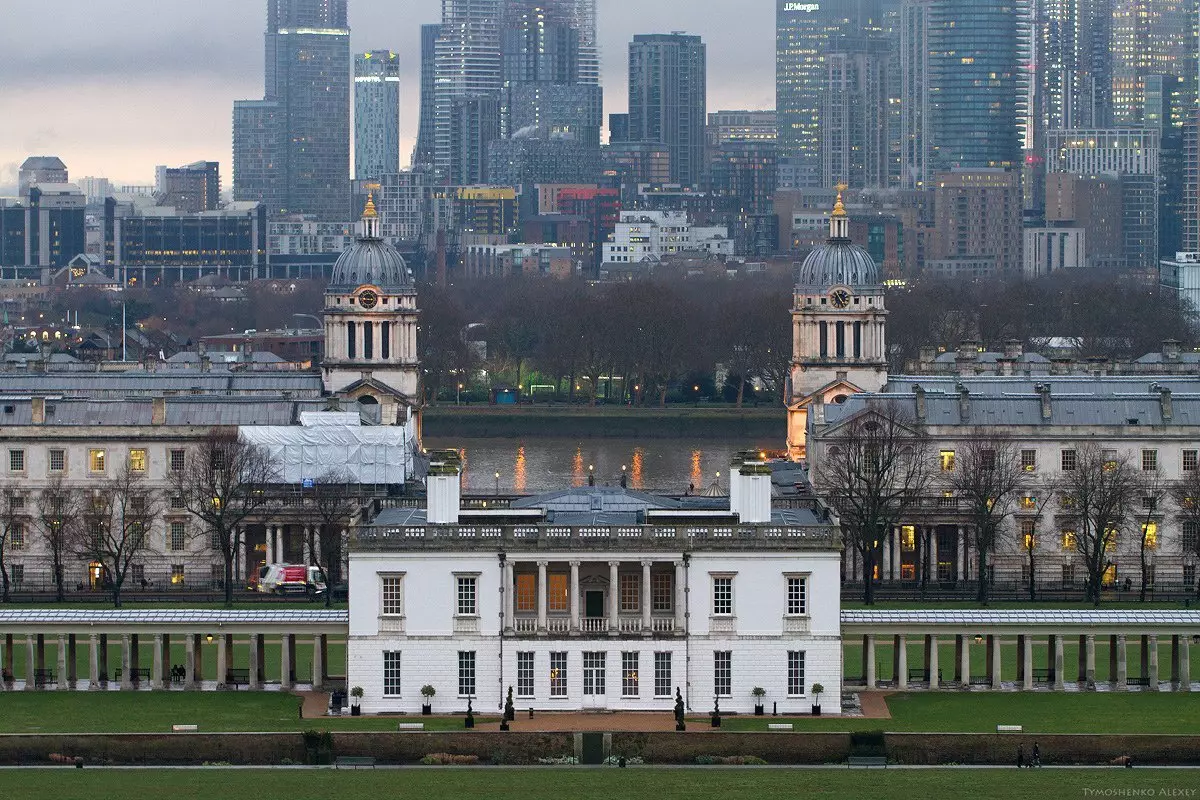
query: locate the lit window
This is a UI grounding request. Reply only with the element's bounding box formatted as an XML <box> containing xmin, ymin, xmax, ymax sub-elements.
<box><xmin>1020</xmin><ymin>496</ymin><xmax>1037</xmax><ymax>510</ymax></box>
<box><xmin>129</xmin><ymin>449</ymin><xmax>147</xmax><ymax>473</ymax></box>
<box><xmin>381</xmin><ymin>575</ymin><xmax>404</xmax><ymax>616</ymax></box>
<box><xmin>619</xmin><ymin>573</ymin><xmax>640</xmax><ymax>613</ymax></box>
<box><xmin>383</xmin><ymin>651</ymin><xmax>402</xmax><ymax>697</ymax></box>
<box><xmin>89</xmin><ymin>449</ymin><xmax>106</xmax><ymax>473</ymax></box>
<box><xmin>1021</xmin><ymin>519</ymin><xmax>1036</xmax><ymax>550</ymax></box>
<box><xmin>9</xmin><ymin>522</ymin><xmax>25</xmax><ymax>550</ymax></box>
<box><xmin>788</xmin><ymin>651</ymin><xmax>806</xmax><ymax>697</ymax></box>
<box><xmin>622</xmin><ymin>652</ymin><xmax>640</xmax><ymax>697</ymax></box>
<box><xmin>1021</xmin><ymin>450</ymin><xmax>1036</xmax><ymax>472</ymax></box>
<box><xmin>1102</xmin><ymin>450</ymin><xmax>1118</xmax><ymax>471</ymax></box>
<box><xmin>1061</xmin><ymin>530</ymin><xmax>1077</xmax><ymax>551</ymax></box>
<box><xmin>939</xmin><ymin>450</ymin><xmax>956</xmax><ymax>471</ymax></box>
<box><xmin>900</xmin><ymin>526</ymin><xmax>916</xmax><ymax>552</ymax></box>
<box><xmin>170</xmin><ymin>565</ymin><xmax>185</xmax><ymax>586</ymax></box>
<box><xmin>515</xmin><ymin>573</ymin><xmax>536</xmax><ymax>612</ymax></box>
<box><xmin>547</xmin><ymin>573</ymin><xmax>568</xmax><ymax>612</ymax></box>
<box><xmin>1142</xmin><ymin>522</ymin><xmax>1158</xmax><ymax>550</ymax></box>
<box><xmin>549</xmin><ymin>652</ymin><xmax>567</xmax><ymax>697</ymax></box>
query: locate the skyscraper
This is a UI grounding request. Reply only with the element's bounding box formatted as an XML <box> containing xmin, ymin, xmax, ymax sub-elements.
<box><xmin>1037</xmin><ymin>0</ymin><xmax>1114</xmax><ymax>133</ymax></box>
<box><xmin>413</xmin><ymin>24</ymin><xmax>440</xmax><ymax>168</ymax></box>
<box><xmin>235</xmin><ymin>0</ymin><xmax>350</xmax><ymax>219</ymax></box>
<box><xmin>355</xmin><ymin>50</ymin><xmax>401</xmax><ymax>180</ymax></box>
<box><xmin>434</xmin><ymin>0</ymin><xmax>504</xmax><ymax>180</ymax></box>
<box><xmin>156</xmin><ymin>161</ymin><xmax>221</xmax><ymax>214</ymax></box>
<box><xmin>899</xmin><ymin>0</ymin><xmax>932</xmax><ymax>189</ymax></box>
<box><xmin>822</xmin><ymin>40</ymin><xmax>890</xmax><ymax>189</ymax></box>
<box><xmin>628</xmin><ymin>33</ymin><xmax>707</xmax><ymax>187</ymax></box>
<box><xmin>1112</xmin><ymin>0</ymin><xmax>1196</xmax><ymax>127</ymax></box>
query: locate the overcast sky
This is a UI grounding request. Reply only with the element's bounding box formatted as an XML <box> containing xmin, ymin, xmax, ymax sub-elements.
<box><xmin>0</xmin><ymin>0</ymin><xmax>775</xmax><ymax>192</ymax></box>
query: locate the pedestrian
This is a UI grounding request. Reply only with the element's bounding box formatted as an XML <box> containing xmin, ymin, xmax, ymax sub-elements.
<box><xmin>1017</xmin><ymin>745</ymin><xmax>1025</xmax><ymax>769</ymax></box>
<box><xmin>1031</xmin><ymin>742</ymin><xmax>1041</xmax><ymax>767</ymax></box>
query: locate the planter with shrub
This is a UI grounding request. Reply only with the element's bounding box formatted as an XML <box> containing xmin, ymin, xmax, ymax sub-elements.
<box><xmin>420</xmin><ymin>684</ymin><xmax>436</xmax><ymax>716</ymax></box>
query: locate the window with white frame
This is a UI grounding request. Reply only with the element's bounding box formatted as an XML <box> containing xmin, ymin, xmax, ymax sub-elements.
<box><xmin>10</xmin><ymin>564</ymin><xmax>23</xmax><ymax>586</ymax></box>
<box><xmin>1185</xmin><ymin>450</ymin><xmax>1199</xmax><ymax>472</ymax></box>
<box><xmin>713</xmin><ymin>651</ymin><xmax>732</xmax><ymax>697</ymax></box>
<box><xmin>1142</xmin><ymin>449</ymin><xmax>1158</xmax><ymax>472</ymax></box>
<box><xmin>383</xmin><ymin>651</ymin><xmax>402</xmax><ymax>696</ymax></box>
<box><xmin>619</xmin><ymin>573</ymin><xmax>640</xmax><ymax>613</ymax></box>
<box><xmin>381</xmin><ymin>574</ymin><xmax>404</xmax><ymax>616</ymax></box>
<box><xmin>651</xmin><ymin>572</ymin><xmax>673</xmax><ymax>612</ymax></box>
<box><xmin>787</xmin><ymin>651</ymin><xmax>806</xmax><ymax>697</ymax></box>
<box><xmin>1020</xmin><ymin>449</ymin><xmax>1036</xmax><ymax>472</ymax></box>
<box><xmin>786</xmin><ymin>575</ymin><xmax>808</xmax><ymax>615</ymax></box>
<box><xmin>549</xmin><ymin>652</ymin><xmax>567</xmax><ymax>697</ymax></box>
<box><xmin>654</xmin><ymin>652</ymin><xmax>672</xmax><ymax>698</ymax></box>
<box><xmin>712</xmin><ymin>575</ymin><xmax>733</xmax><ymax>615</ymax></box>
<box><xmin>169</xmin><ymin>521</ymin><xmax>186</xmax><ymax>552</ymax></box>
<box><xmin>583</xmin><ymin>652</ymin><xmax>606</xmax><ymax>696</ymax></box>
<box><xmin>621</xmin><ymin>652</ymin><xmax>640</xmax><ymax>697</ymax></box>
<box><xmin>517</xmin><ymin>652</ymin><xmax>535</xmax><ymax>698</ymax></box>
<box><xmin>456</xmin><ymin>575</ymin><xmax>478</xmax><ymax>616</ymax></box>
<box><xmin>49</xmin><ymin>449</ymin><xmax>65</xmax><ymax>473</ymax></box>
<box><xmin>8</xmin><ymin>449</ymin><xmax>24</xmax><ymax>472</ymax></box>
<box><xmin>9</xmin><ymin>522</ymin><xmax>25</xmax><ymax>550</ymax></box>
<box><xmin>1184</xmin><ymin>522</ymin><xmax>1199</xmax><ymax>554</ymax></box>
<box><xmin>1061</xmin><ymin>449</ymin><xmax>1077</xmax><ymax>471</ymax></box>
<box><xmin>169</xmin><ymin>449</ymin><xmax>186</xmax><ymax>472</ymax></box>
<box><xmin>458</xmin><ymin>651</ymin><xmax>476</xmax><ymax>697</ymax></box>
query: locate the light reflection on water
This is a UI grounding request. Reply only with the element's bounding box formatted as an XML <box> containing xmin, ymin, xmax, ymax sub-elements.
<box><xmin>426</xmin><ymin>437</ymin><xmax>774</xmax><ymax>495</ymax></box>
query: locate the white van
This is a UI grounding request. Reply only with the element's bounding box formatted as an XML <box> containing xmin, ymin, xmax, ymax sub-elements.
<box><xmin>257</xmin><ymin>564</ymin><xmax>327</xmax><ymax>596</ymax></box>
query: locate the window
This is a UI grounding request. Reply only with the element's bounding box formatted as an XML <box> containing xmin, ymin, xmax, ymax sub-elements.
<box><xmin>9</xmin><ymin>522</ymin><xmax>25</xmax><ymax>550</ymax></box>
<box><xmin>1021</xmin><ymin>519</ymin><xmax>1036</xmax><ymax>550</ymax></box>
<box><xmin>1021</xmin><ymin>449</ymin><xmax>1037</xmax><ymax>472</ymax></box>
<box><xmin>1062</xmin><ymin>564</ymin><xmax>1076</xmax><ymax>586</ymax></box>
<box><xmin>381</xmin><ymin>575</ymin><xmax>404</xmax><ymax>616</ymax></box>
<box><xmin>1102</xmin><ymin>449</ymin><xmax>1118</xmax><ymax>470</ymax></box>
<box><xmin>980</xmin><ymin>449</ymin><xmax>996</xmax><ymax>471</ymax></box>
<box><xmin>654</xmin><ymin>652</ymin><xmax>672</xmax><ymax>698</ymax></box>
<box><xmin>787</xmin><ymin>651</ymin><xmax>806</xmax><ymax>697</ymax></box>
<box><xmin>128</xmin><ymin>449</ymin><xmax>147</xmax><ymax>473</ymax></box>
<box><xmin>786</xmin><ymin>576</ymin><xmax>808</xmax><ymax>616</ymax></box>
<box><xmin>1142</xmin><ymin>522</ymin><xmax>1158</xmax><ymax>550</ymax></box>
<box><xmin>168</xmin><ymin>494</ymin><xmax>185</xmax><ymax>511</ymax></box>
<box><xmin>651</xmin><ymin>572</ymin><xmax>673</xmax><ymax>612</ymax></box>
<box><xmin>170</xmin><ymin>564</ymin><xmax>185</xmax><ymax>586</ymax></box>
<box><xmin>619</xmin><ymin>573</ymin><xmax>640</xmax><ymax>613</ymax></box>
<box><xmin>1184</xmin><ymin>522</ymin><xmax>1199</xmax><ymax>554</ymax></box>
<box><xmin>131</xmin><ymin>564</ymin><xmax>144</xmax><ymax>585</ymax></box>
<box><xmin>210</xmin><ymin>450</ymin><xmax>226</xmax><ymax>472</ymax></box>
<box><xmin>1105</xmin><ymin>530</ymin><xmax>1118</xmax><ymax>552</ymax></box>
<box><xmin>10</xmin><ymin>564</ymin><xmax>22</xmax><ymax>586</ymax></box>
<box><xmin>49</xmin><ymin>449</ymin><xmax>65</xmax><ymax>473</ymax></box>
<box><xmin>547</xmin><ymin>573</ymin><xmax>568</xmax><ymax>612</ymax></box>
<box><xmin>549</xmin><ymin>652</ymin><xmax>567</xmax><ymax>697</ymax></box>
<box><xmin>169</xmin><ymin>521</ymin><xmax>186</xmax><ymax>552</ymax></box>
<box><xmin>1142</xmin><ymin>496</ymin><xmax>1157</xmax><ymax>511</ymax></box>
<box><xmin>622</xmin><ymin>652</ymin><xmax>640</xmax><ymax>697</ymax></box>
<box><xmin>1062</xmin><ymin>530</ymin><xmax>1077</xmax><ymax>551</ymax></box>
<box><xmin>1142</xmin><ymin>450</ymin><xmax>1158</xmax><ymax>472</ymax></box>
<box><xmin>457</xmin><ymin>651</ymin><xmax>476</xmax><ymax>697</ymax></box>
<box><xmin>89</xmin><ymin>449</ymin><xmax>106</xmax><ymax>473</ymax></box>
<box><xmin>712</xmin><ymin>576</ymin><xmax>733</xmax><ymax>616</ymax></box>
<box><xmin>1020</xmin><ymin>495</ymin><xmax>1037</xmax><ymax>510</ymax></box>
<box><xmin>1061</xmin><ymin>450</ymin><xmax>1077</xmax><ymax>471</ymax></box>
<box><xmin>383</xmin><ymin>651</ymin><xmax>402</xmax><ymax>697</ymax></box>
<box><xmin>1185</xmin><ymin>450</ymin><xmax>1198</xmax><ymax>472</ymax></box>
<box><xmin>456</xmin><ymin>575</ymin><xmax>478</xmax><ymax>616</ymax></box>
<box><xmin>8</xmin><ymin>449</ymin><xmax>24</xmax><ymax>472</ymax></box>
<box><xmin>515</xmin><ymin>573</ymin><xmax>536</xmax><ymax>612</ymax></box>
<box><xmin>1184</xmin><ymin>565</ymin><xmax>1196</xmax><ymax>588</ymax></box>
<box><xmin>939</xmin><ymin>450</ymin><xmax>956</xmax><ymax>471</ymax></box>
<box><xmin>516</xmin><ymin>652</ymin><xmax>534</xmax><ymax>698</ymax></box>
<box><xmin>900</xmin><ymin>525</ymin><xmax>916</xmax><ymax>552</ymax></box>
<box><xmin>169</xmin><ymin>449</ymin><xmax>186</xmax><ymax>472</ymax></box>
<box><xmin>583</xmin><ymin>652</ymin><xmax>606</xmax><ymax>696</ymax></box>
<box><xmin>210</xmin><ymin>531</ymin><xmax>221</xmax><ymax>551</ymax></box>
<box><xmin>713</xmin><ymin>651</ymin><xmax>732</xmax><ymax>698</ymax></box>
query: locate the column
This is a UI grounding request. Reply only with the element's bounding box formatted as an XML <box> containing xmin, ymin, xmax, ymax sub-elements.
<box><xmin>249</xmin><ymin>634</ymin><xmax>263</xmax><ymax>690</ymax></box>
<box><xmin>895</xmin><ymin>635</ymin><xmax>908</xmax><ymax>689</ymax></box>
<box><xmin>88</xmin><ymin>634</ymin><xmax>99</xmax><ymax>691</ymax></box>
<box><xmin>959</xmin><ymin>635</ymin><xmax>970</xmax><ymax>687</ymax></box>
<box><xmin>536</xmin><ymin>561</ymin><xmax>549</xmax><ymax>636</ymax></box>
<box><xmin>865</xmin><ymin>634</ymin><xmax>877</xmax><ymax>688</ymax></box>
<box><xmin>160</xmin><ymin>634</ymin><xmax>171</xmax><ymax>690</ymax></box>
<box><xmin>24</xmin><ymin>635</ymin><xmax>35</xmax><ymax>691</ymax></box>
<box><xmin>1021</xmin><ymin>635</ymin><xmax>1033</xmax><ymax>691</ymax></box>
<box><xmin>98</xmin><ymin>634</ymin><xmax>108</xmax><ymax>684</ymax></box>
<box><xmin>608</xmin><ymin>561</ymin><xmax>620</xmax><ymax>636</ymax></box>
<box><xmin>184</xmin><ymin>635</ymin><xmax>197</xmax><ymax>690</ymax></box>
<box><xmin>1171</xmin><ymin>636</ymin><xmax>1180</xmax><ymax>686</ymax></box>
<box><xmin>68</xmin><ymin>635</ymin><xmax>78</xmax><ymax>689</ymax></box>
<box><xmin>56</xmin><ymin>635</ymin><xmax>68</xmax><ymax>692</ymax></box>
<box><xmin>312</xmin><ymin>635</ymin><xmax>325</xmax><ymax>691</ymax></box>
<box><xmin>276</xmin><ymin>528</ymin><xmax>285</xmax><ymax>563</ymax></box>
<box><xmin>215</xmin><ymin>634</ymin><xmax>228</xmax><ymax>690</ymax></box>
<box><xmin>152</xmin><ymin>634</ymin><xmax>164</xmax><ymax>690</ymax></box>
<box><xmin>1115</xmin><ymin>634</ymin><xmax>1128</xmax><ymax>691</ymax></box>
<box><xmin>988</xmin><ymin>635</ymin><xmax>1002</xmax><ymax>690</ymax></box>
<box><xmin>927</xmin><ymin>635</ymin><xmax>940</xmax><ymax>690</ymax></box>
<box><xmin>265</xmin><ymin>526</ymin><xmax>275</xmax><ymax>565</ymax></box>
<box><xmin>954</xmin><ymin>635</ymin><xmax>964</xmax><ymax>684</ymax></box>
<box><xmin>1147</xmin><ymin>635</ymin><xmax>1159</xmax><ymax>691</ymax></box>
<box><xmin>641</xmin><ymin>560</ymin><xmax>653</xmax><ymax>637</ymax></box>
<box><xmin>955</xmin><ymin>529</ymin><xmax>965</xmax><ymax>582</ymax></box>
<box><xmin>1179</xmin><ymin>635</ymin><xmax>1191</xmax><ymax>693</ymax></box>
<box><xmin>0</xmin><ymin>636</ymin><xmax>5</xmax><ymax>691</ymax></box>
<box><xmin>1052</xmin><ymin>635</ymin><xmax>1065</xmax><ymax>691</ymax></box>
<box><xmin>301</xmin><ymin>527</ymin><xmax>311</xmax><ymax>565</ymax></box>
<box><xmin>281</xmin><ymin>635</ymin><xmax>294</xmax><ymax>691</ymax></box>
<box><xmin>120</xmin><ymin>634</ymin><xmax>132</xmax><ymax>690</ymax></box>
<box><xmin>569</xmin><ymin>561</ymin><xmax>580</xmax><ymax>635</ymax></box>
<box><xmin>503</xmin><ymin>560</ymin><xmax>516</xmax><ymax>635</ymax></box>
<box><xmin>674</xmin><ymin>560</ymin><xmax>686</xmax><ymax>635</ymax></box>
<box><xmin>1084</xmin><ymin>634</ymin><xmax>1096</xmax><ymax>689</ymax></box>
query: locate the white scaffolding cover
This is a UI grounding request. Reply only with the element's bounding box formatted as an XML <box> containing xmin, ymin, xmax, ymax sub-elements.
<box><xmin>239</xmin><ymin>421</ymin><xmax>415</xmax><ymax>485</ymax></box>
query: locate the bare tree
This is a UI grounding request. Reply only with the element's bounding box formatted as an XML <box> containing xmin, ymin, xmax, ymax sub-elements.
<box><xmin>1009</xmin><ymin>476</ymin><xmax>1058</xmax><ymax>602</ymax></box>
<box><xmin>811</xmin><ymin>399</ymin><xmax>932</xmax><ymax>605</ymax></box>
<box><xmin>945</xmin><ymin>436</ymin><xmax>1028</xmax><ymax>605</ymax></box>
<box><xmin>1135</xmin><ymin>469</ymin><xmax>1166</xmax><ymax>602</ymax></box>
<box><xmin>306</xmin><ymin>469</ymin><xmax>359</xmax><ymax>607</ymax></box>
<box><xmin>0</xmin><ymin>486</ymin><xmax>22</xmax><ymax>602</ymax></box>
<box><xmin>76</xmin><ymin>467</ymin><xmax>163</xmax><ymax>608</ymax></box>
<box><xmin>1056</xmin><ymin>444</ymin><xmax>1141</xmax><ymax>606</ymax></box>
<box><xmin>1170</xmin><ymin>464</ymin><xmax>1200</xmax><ymax>595</ymax></box>
<box><xmin>34</xmin><ymin>476</ymin><xmax>83</xmax><ymax>603</ymax></box>
<box><xmin>172</xmin><ymin>431</ymin><xmax>280</xmax><ymax>607</ymax></box>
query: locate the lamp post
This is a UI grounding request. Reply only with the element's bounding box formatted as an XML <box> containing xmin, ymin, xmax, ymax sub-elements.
<box><xmin>588</xmin><ymin>464</ymin><xmax>595</xmax><ymax>487</ymax></box>
<box><xmin>457</xmin><ymin>383</ymin><xmax>464</xmax><ymax>406</ymax></box>
<box><xmin>620</xmin><ymin>465</ymin><xmax>628</xmax><ymax>489</ymax></box>
<box><xmin>495</xmin><ymin>472</ymin><xmax>501</xmax><ymax>496</ymax></box>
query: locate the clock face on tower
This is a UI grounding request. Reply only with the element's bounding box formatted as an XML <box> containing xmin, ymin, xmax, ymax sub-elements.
<box><xmin>358</xmin><ymin>289</ymin><xmax>379</xmax><ymax>310</ymax></box>
<box><xmin>830</xmin><ymin>288</ymin><xmax>852</xmax><ymax>309</ymax></box>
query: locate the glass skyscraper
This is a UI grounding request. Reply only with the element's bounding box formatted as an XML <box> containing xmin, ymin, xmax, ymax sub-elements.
<box><xmin>355</xmin><ymin>50</ymin><xmax>401</xmax><ymax>180</ymax></box>
<box><xmin>413</xmin><ymin>24</ymin><xmax>440</xmax><ymax>169</ymax></box>
<box><xmin>628</xmin><ymin>33</ymin><xmax>707</xmax><ymax>187</ymax></box>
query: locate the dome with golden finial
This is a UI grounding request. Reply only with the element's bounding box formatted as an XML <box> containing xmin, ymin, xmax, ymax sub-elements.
<box><xmin>795</xmin><ymin>184</ymin><xmax>880</xmax><ymax>289</ymax></box>
<box><xmin>329</xmin><ymin>194</ymin><xmax>412</xmax><ymax>291</ymax></box>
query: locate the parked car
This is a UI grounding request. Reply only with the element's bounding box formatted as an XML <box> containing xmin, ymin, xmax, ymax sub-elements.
<box><xmin>257</xmin><ymin>564</ymin><xmax>327</xmax><ymax>596</ymax></box>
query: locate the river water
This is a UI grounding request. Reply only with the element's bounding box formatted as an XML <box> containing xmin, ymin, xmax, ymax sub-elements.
<box><xmin>424</xmin><ymin>436</ymin><xmax>782</xmax><ymax>495</ymax></box>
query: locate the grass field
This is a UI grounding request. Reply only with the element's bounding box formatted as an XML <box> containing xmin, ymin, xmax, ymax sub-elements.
<box><xmin>3</xmin><ymin>768</ymin><xmax>1196</xmax><ymax>800</ymax></box>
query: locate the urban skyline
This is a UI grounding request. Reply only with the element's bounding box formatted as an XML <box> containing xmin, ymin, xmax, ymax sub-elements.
<box><xmin>0</xmin><ymin>0</ymin><xmax>775</xmax><ymax>191</ymax></box>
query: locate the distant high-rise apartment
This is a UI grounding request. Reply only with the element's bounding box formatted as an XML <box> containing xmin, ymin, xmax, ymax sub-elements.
<box><xmin>355</xmin><ymin>50</ymin><xmax>401</xmax><ymax>180</ymax></box>
<box><xmin>1037</xmin><ymin>0</ymin><xmax>1114</xmax><ymax>133</ymax></box>
<box><xmin>1112</xmin><ymin>0</ymin><xmax>1196</xmax><ymax>127</ymax></box>
<box><xmin>156</xmin><ymin>161</ymin><xmax>221</xmax><ymax>214</ymax></box>
<box><xmin>435</xmin><ymin>0</ymin><xmax>504</xmax><ymax>179</ymax></box>
<box><xmin>234</xmin><ymin>0</ymin><xmax>350</xmax><ymax>219</ymax></box>
<box><xmin>233</xmin><ymin>100</ymin><xmax>282</xmax><ymax>214</ymax></box>
<box><xmin>822</xmin><ymin>44</ymin><xmax>890</xmax><ymax>189</ymax></box>
<box><xmin>413</xmin><ymin>24</ymin><xmax>440</xmax><ymax>169</ymax></box>
<box><xmin>929</xmin><ymin>169</ymin><xmax>1023</xmax><ymax>277</ymax></box>
<box><xmin>899</xmin><ymin>0</ymin><xmax>931</xmax><ymax>189</ymax></box>
<box><xmin>628</xmin><ymin>33</ymin><xmax>707</xmax><ymax>187</ymax></box>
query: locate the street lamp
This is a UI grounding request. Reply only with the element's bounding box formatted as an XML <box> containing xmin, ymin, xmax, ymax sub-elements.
<box><xmin>495</xmin><ymin>471</ymin><xmax>501</xmax><ymax>495</ymax></box>
<box><xmin>457</xmin><ymin>383</ymin><xmax>464</xmax><ymax>405</ymax></box>
<box><xmin>620</xmin><ymin>464</ymin><xmax>628</xmax><ymax>489</ymax></box>
<box><xmin>588</xmin><ymin>464</ymin><xmax>595</xmax><ymax>487</ymax></box>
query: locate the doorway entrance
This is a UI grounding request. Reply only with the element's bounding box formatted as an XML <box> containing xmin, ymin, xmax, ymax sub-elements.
<box><xmin>585</xmin><ymin>590</ymin><xmax>605</xmax><ymax>619</ymax></box>
<box><xmin>583</xmin><ymin>651</ymin><xmax>606</xmax><ymax>710</ymax></box>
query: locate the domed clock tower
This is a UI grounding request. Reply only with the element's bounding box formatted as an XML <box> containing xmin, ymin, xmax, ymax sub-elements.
<box><xmin>322</xmin><ymin>196</ymin><xmax>420</xmax><ymax>426</ymax></box>
<box><xmin>786</xmin><ymin>186</ymin><xmax>888</xmax><ymax>460</ymax></box>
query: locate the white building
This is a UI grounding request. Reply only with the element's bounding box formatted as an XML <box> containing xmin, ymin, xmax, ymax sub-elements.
<box><xmin>602</xmin><ymin>210</ymin><xmax>734</xmax><ymax>266</ymax></box>
<box><xmin>1023</xmin><ymin>227</ymin><xmax>1087</xmax><ymax>278</ymax></box>
<box><xmin>348</xmin><ymin>453</ymin><xmax>843</xmax><ymax>715</ymax></box>
<box><xmin>1161</xmin><ymin>251</ymin><xmax>1200</xmax><ymax>314</ymax></box>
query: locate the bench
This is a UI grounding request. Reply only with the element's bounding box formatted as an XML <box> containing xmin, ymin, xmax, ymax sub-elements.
<box><xmin>334</xmin><ymin>756</ymin><xmax>377</xmax><ymax>770</ymax></box>
<box><xmin>907</xmin><ymin>669</ymin><xmax>943</xmax><ymax>683</ymax></box>
<box><xmin>767</xmin><ymin>723</ymin><xmax>794</xmax><ymax>731</ymax></box>
<box><xmin>1128</xmin><ymin>677</ymin><xmax>1150</xmax><ymax>687</ymax></box>
<box><xmin>1032</xmin><ymin>669</ymin><xmax>1053</xmax><ymax>684</ymax></box>
<box><xmin>847</xmin><ymin>756</ymin><xmax>888</xmax><ymax>768</ymax></box>
<box><xmin>227</xmin><ymin>669</ymin><xmax>250</xmax><ymax>689</ymax></box>
<box><xmin>33</xmin><ymin>669</ymin><xmax>56</xmax><ymax>688</ymax></box>
<box><xmin>113</xmin><ymin>668</ymin><xmax>146</xmax><ymax>683</ymax></box>
<box><xmin>968</xmin><ymin>675</ymin><xmax>991</xmax><ymax>686</ymax></box>
<box><xmin>396</xmin><ymin>723</ymin><xmax>425</xmax><ymax>731</ymax></box>
<box><xmin>996</xmin><ymin>725</ymin><xmax>1023</xmax><ymax>732</ymax></box>
<box><xmin>171</xmin><ymin>724</ymin><xmax>199</xmax><ymax>732</ymax></box>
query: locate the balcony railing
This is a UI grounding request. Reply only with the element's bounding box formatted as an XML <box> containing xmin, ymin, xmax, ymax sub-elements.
<box><xmin>355</xmin><ymin>524</ymin><xmax>837</xmax><ymax>550</ymax></box>
<box><xmin>510</xmin><ymin>615</ymin><xmax>678</xmax><ymax>636</ymax></box>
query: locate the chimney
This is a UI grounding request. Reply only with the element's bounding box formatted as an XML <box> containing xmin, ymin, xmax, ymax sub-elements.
<box><xmin>957</xmin><ymin>383</ymin><xmax>970</xmax><ymax>421</ymax></box>
<box><xmin>1051</xmin><ymin>358</ymin><xmax>1070</xmax><ymax>376</ymax></box>
<box><xmin>1035</xmin><ymin>384</ymin><xmax>1052</xmax><ymax>421</ymax></box>
<box><xmin>730</xmin><ymin>453</ymin><xmax>771</xmax><ymax>524</ymax></box>
<box><xmin>426</xmin><ymin>450</ymin><xmax>462</xmax><ymax>525</ymax></box>
<box><xmin>1004</xmin><ymin>339</ymin><xmax>1023</xmax><ymax>360</ymax></box>
<box><xmin>1156</xmin><ymin>384</ymin><xmax>1173</xmax><ymax>421</ymax></box>
<box><xmin>957</xmin><ymin>340</ymin><xmax>979</xmax><ymax>363</ymax></box>
<box><xmin>1163</xmin><ymin>339</ymin><xmax>1182</xmax><ymax>362</ymax></box>
<box><xmin>152</xmin><ymin>396</ymin><xmax>166</xmax><ymax>425</ymax></box>
<box><xmin>913</xmin><ymin>385</ymin><xmax>926</xmax><ymax>422</ymax></box>
<box><xmin>918</xmin><ymin>346</ymin><xmax>938</xmax><ymax>367</ymax></box>
<box><xmin>31</xmin><ymin>397</ymin><xmax>45</xmax><ymax>425</ymax></box>
<box><xmin>200</xmin><ymin>355</ymin><xmax>211</xmax><ymax>373</ymax></box>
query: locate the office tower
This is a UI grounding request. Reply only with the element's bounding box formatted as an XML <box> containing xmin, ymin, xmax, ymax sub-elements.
<box><xmin>233</xmin><ymin>100</ymin><xmax>282</xmax><ymax>213</ymax></box>
<box><xmin>900</xmin><ymin>0</ymin><xmax>931</xmax><ymax>189</ymax></box>
<box><xmin>1037</xmin><ymin>0</ymin><xmax>1114</xmax><ymax>133</ymax></box>
<box><xmin>355</xmin><ymin>50</ymin><xmax>401</xmax><ymax>180</ymax></box>
<box><xmin>18</xmin><ymin>157</ymin><xmax>68</xmax><ymax>196</ymax></box>
<box><xmin>609</xmin><ymin>113</ymin><xmax>630</xmax><ymax>143</ymax></box>
<box><xmin>450</xmin><ymin>94</ymin><xmax>502</xmax><ymax>185</ymax></box>
<box><xmin>435</xmin><ymin>0</ymin><xmax>503</xmax><ymax>179</ymax></box>
<box><xmin>156</xmin><ymin>161</ymin><xmax>221</xmax><ymax>214</ymax></box>
<box><xmin>568</xmin><ymin>0</ymin><xmax>599</xmax><ymax>86</ymax></box>
<box><xmin>928</xmin><ymin>0</ymin><xmax>1027</xmax><ymax>171</ymax></box>
<box><xmin>0</xmin><ymin>184</ymin><xmax>86</xmax><ymax>271</ymax></box>
<box><xmin>413</xmin><ymin>24</ymin><xmax>440</xmax><ymax>169</ymax></box>
<box><xmin>822</xmin><ymin>45</ymin><xmax>890</xmax><ymax>189</ymax></box>
<box><xmin>1112</xmin><ymin>0</ymin><xmax>1196</xmax><ymax>127</ymax></box>
<box><xmin>628</xmin><ymin>33</ymin><xmax>707</xmax><ymax>186</ymax></box>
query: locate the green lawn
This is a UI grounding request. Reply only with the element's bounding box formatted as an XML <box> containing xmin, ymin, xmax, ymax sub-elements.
<box><xmin>3</xmin><ymin>768</ymin><xmax>1195</xmax><ymax>800</ymax></box>
<box><xmin>720</xmin><ymin>691</ymin><xmax>1200</xmax><ymax>734</ymax></box>
<box><xmin>0</xmin><ymin>692</ymin><xmax>485</xmax><ymax>733</ymax></box>
<box><xmin>842</xmin><ymin>600</ymin><xmax>1193</xmax><ymax>610</ymax></box>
